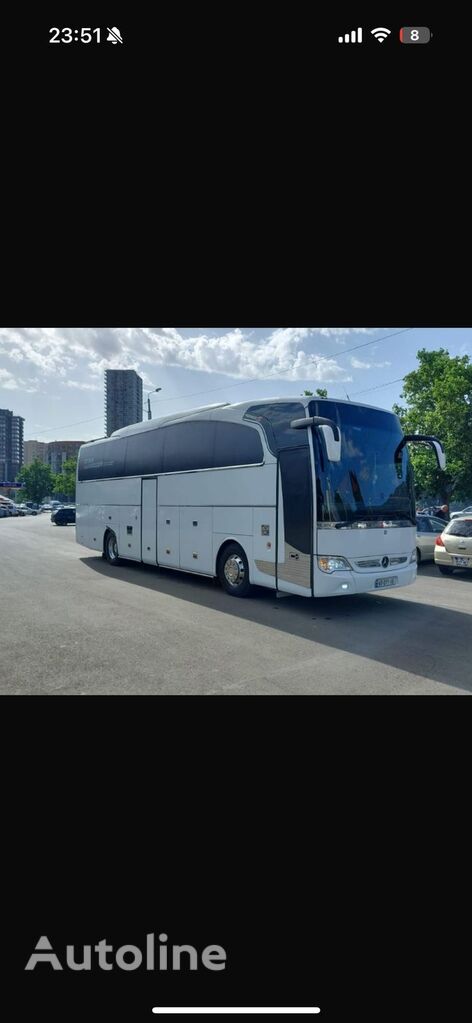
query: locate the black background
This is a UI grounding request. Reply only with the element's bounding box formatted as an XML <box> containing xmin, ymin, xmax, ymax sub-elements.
<box><xmin>1</xmin><ymin>3</ymin><xmax>471</xmax><ymax>1021</ymax></box>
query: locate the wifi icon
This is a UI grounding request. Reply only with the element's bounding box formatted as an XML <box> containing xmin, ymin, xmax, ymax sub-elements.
<box><xmin>371</xmin><ymin>27</ymin><xmax>391</xmax><ymax>42</ymax></box>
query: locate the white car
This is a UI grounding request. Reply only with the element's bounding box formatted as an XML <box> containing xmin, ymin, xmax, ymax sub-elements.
<box><xmin>434</xmin><ymin>517</ymin><xmax>472</xmax><ymax>574</ymax></box>
<box><xmin>450</xmin><ymin>505</ymin><xmax>472</xmax><ymax>520</ymax></box>
<box><xmin>415</xmin><ymin>515</ymin><xmax>450</xmax><ymax>564</ymax></box>
<box><xmin>0</xmin><ymin>500</ymin><xmax>19</xmax><ymax>516</ymax></box>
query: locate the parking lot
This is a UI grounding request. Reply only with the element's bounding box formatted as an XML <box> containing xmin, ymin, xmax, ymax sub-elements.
<box><xmin>1</xmin><ymin>514</ymin><xmax>471</xmax><ymax>694</ymax></box>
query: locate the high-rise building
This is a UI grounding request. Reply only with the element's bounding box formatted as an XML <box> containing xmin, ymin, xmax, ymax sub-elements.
<box><xmin>105</xmin><ymin>369</ymin><xmax>143</xmax><ymax>436</ymax></box>
<box><xmin>0</xmin><ymin>408</ymin><xmax>24</xmax><ymax>481</ymax></box>
<box><xmin>23</xmin><ymin>440</ymin><xmax>48</xmax><ymax>466</ymax></box>
<box><xmin>47</xmin><ymin>440</ymin><xmax>85</xmax><ymax>475</ymax></box>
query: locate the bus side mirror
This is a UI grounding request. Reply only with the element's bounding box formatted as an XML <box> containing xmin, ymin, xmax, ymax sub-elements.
<box><xmin>291</xmin><ymin>416</ymin><xmax>342</xmax><ymax>462</ymax></box>
<box><xmin>317</xmin><ymin>424</ymin><xmax>341</xmax><ymax>462</ymax></box>
<box><xmin>430</xmin><ymin>440</ymin><xmax>446</xmax><ymax>470</ymax></box>
<box><xmin>395</xmin><ymin>434</ymin><xmax>446</xmax><ymax>471</ymax></box>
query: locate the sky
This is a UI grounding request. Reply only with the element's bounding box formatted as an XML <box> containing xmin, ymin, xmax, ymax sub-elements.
<box><xmin>0</xmin><ymin>327</ymin><xmax>470</xmax><ymax>442</ymax></box>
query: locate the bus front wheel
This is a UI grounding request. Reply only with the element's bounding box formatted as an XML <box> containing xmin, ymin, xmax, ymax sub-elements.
<box><xmin>103</xmin><ymin>530</ymin><xmax>120</xmax><ymax>565</ymax></box>
<box><xmin>218</xmin><ymin>543</ymin><xmax>252</xmax><ymax>598</ymax></box>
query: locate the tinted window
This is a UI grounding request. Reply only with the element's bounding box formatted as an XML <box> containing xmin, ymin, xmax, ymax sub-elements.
<box><xmin>279</xmin><ymin>447</ymin><xmax>313</xmax><ymax>555</ymax></box>
<box><xmin>244</xmin><ymin>402</ymin><xmax>307</xmax><ymax>454</ymax></box>
<box><xmin>125</xmin><ymin>429</ymin><xmax>163</xmax><ymax>476</ymax></box>
<box><xmin>417</xmin><ymin>517</ymin><xmax>430</xmax><ymax>532</ymax></box>
<box><xmin>446</xmin><ymin>519</ymin><xmax>472</xmax><ymax>537</ymax></box>
<box><xmin>430</xmin><ymin>518</ymin><xmax>447</xmax><ymax>531</ymax></box>
<box><xmin>213</xmin><ymin>422</ymin><xmax>263</xmax><ymax>467</ymax></box>
<box><xmin>78</xmin><ymin>439</ymin><xmax>127</xmax><ymax>480</ymax></box>
<box><xmin>161</xmin><ymin>421</ymin><xmax>216</xmax><ymax>473</ymax></box>
<box><xmin>309</xmin><ymin>400</ymin><xmax>415</xmax><ymax>525</ymax></box>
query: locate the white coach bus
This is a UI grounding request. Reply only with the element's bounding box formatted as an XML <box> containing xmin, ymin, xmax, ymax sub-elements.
<box><xmin>76</xmin><ymin>397</ymin><xmax>445</xmax><ymax>598</ymax></box>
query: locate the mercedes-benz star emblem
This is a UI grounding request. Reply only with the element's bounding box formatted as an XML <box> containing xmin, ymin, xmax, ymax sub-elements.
<box><xmin>381</xmin><ymin>556</ymin><xmax>389</xmax><ymax>568</ymax></box>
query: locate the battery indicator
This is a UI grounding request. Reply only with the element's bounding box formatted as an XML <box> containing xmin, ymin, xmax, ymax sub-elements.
<box><xmin>400</xmin><ymin>27</ymin><xmax>431</xmax><ymax>44</ymax></box>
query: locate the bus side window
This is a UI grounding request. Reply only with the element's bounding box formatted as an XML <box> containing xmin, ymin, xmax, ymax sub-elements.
<box><xmin>244</xmin><ymin>402</ymin><xmax>306</xmax><ymax>454</ymax></box>
<box><xmin>213</xmin><ymin>422</ymin><xmax>264</xmax><ymax>468</ymax></box>
<box><xmin>78</xmin><ymin>438</ymin><xmax>126</xmax><ymax>480</ymax></box>
<box><xmin>162</xmin><ymin>422</ymin><xmax>216</xmax><ymax>473</ymax></box>
<box><xmin>125</xmin><ymin>430</ymin><xmax>164</xmax><ymax>476</ymax></box>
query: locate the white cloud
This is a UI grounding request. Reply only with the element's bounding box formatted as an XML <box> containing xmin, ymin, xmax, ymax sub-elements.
<box><xmin>0</xmin><ymin>367</ymin><xmax>39</xmax><ymax>392</ymax></box>
<box><xmin>351</xmin><ymin>357</ymin><xmax>392</xmax><ymax>370</ymax></box>
<box><xmin>0</xmin><ymin>326</ymin><xmax>376</xmax><ymax>386</ymax></box>
<box><xmin>64</xmin><ymin>380</ymin><xmax>102</xmax><ymax>391</ymax></box>
<box><xmin>0</xmin><ymin>328</ymin><xmax>76</xmax><ymax>376</ymax></box>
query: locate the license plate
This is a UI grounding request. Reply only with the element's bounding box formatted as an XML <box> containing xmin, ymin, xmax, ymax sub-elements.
<box><xmin>453</xmin><ymin>556</ymin><xmax>471</xmax><ymax>567</ymax></box>
<box><xmin>374</xmin><ymin>576</ymin><xmax>398</xmax><ymax>589</ymax></box>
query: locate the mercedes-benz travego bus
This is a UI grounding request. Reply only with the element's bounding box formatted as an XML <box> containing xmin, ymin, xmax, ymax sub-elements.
<box><xmin>76</xmin><ymin>398</ymin><xmax>445</xmax><ymax>598</ymax></box>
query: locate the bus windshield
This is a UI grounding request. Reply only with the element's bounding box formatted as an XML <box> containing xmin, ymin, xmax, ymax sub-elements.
<box><xmin>309</xmin><ymin>400</ymin><xmax>416</xmax><ymax>527</ymax></box>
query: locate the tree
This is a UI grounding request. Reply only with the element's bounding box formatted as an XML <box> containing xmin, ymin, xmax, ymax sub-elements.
<box><xmin>17</xmin><ymin>459</ymin><xmax>55</xmax><ymax>504</ymax></box>
<box><xmin>53</xmin><ymin>457</ymin><xmax>77</xmax><ymax>502</ymax></box>
<box><xmin>301</xmin><ymin>388</ymin><xmax>328</xmax><ymax>398</ymax></box>
<box><xmin>393</xmin><ymin>348</ymin><xmax>472</xmax><ymax>504</ymax></box>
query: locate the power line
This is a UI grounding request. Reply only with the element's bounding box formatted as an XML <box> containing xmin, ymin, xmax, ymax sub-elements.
<box><xmin>29</xmin><ymin>328</ymin><xmax>414</xmax><ymax>435</ymax></box>
<box><xmin>30</xmin><ymin>414</ymin><xmax>105</xmax><ymax>434</ymax></box>
<box><xmin>321</xmin><ymin>327</ymin><xmax>412</xmax><ymax>362</ymax></box>
<box><xmin>146</xmin><ymin>329</ymin><xmax>411</xmax><ymax>405</ymax></box>
<box><xmin>350</xmin><ymin>377</ymin><xmax>405</xmax><ymax>397</ymax></box>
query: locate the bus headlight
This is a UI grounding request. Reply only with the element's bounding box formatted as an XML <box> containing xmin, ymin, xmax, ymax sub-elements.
<box><xmin>317</xmin><ymin>556</ymin><xmax>352</xmax><ymax>573</ymax></box>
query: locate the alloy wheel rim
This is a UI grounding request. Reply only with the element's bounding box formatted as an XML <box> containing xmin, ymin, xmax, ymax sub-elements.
<box><xmin>224</xmin><ymin>554</ymin><xmax>245</xmax><ymax>586</ymax></box>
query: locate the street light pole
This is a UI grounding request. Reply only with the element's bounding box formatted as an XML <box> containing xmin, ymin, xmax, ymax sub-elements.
<box><xmin>147</xmin><ymin>387</ymin><xmax>162</xmax><ymax>420</ymax></box>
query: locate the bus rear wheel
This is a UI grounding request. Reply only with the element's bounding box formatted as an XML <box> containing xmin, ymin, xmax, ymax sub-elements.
<box><xmin>218</xmin><ymin>543</ymin><xmax>252</xmax><ymax>598</ymax></box>
<box><xmin>104</xmin><ymin>530</ymin><xmax>120</xmax><ymax>565</ymax></box>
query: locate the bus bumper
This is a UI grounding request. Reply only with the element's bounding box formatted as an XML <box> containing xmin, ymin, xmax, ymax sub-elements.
<box><xmin>313</xmin><ymin>561</ymin><xmax>417</xmax><ymax>597</ymax></box>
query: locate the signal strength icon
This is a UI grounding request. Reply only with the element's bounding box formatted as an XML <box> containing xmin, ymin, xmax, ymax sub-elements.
<box><xmin>371</xmin><ymin>27</ymin><xmax>391</xmax><ymax>43</ymax></box>
<box><xmin>338</xmin><ymin>28</ymin><xmax>363</xmax><ymax>44</ymax></box>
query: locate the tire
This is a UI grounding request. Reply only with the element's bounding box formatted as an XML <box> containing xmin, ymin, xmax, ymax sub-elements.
<box><xmin>416</xmin><ymin>547</ymin><xmax>421</xmax><ymax>565</ymax></box>
<box><xmin>438</xmin><ymin>565</ymin><xmax>454</xmax><ymax>576</ymax></box>
<box><xmin>218</xmin><ymin>542</ymin><xmax>252</xmax><ymax>598</ymax></box>
<box><xmin>104</xmin><ymin>529</ymin><xmax>120</xmax><ymax>565</ymax></box>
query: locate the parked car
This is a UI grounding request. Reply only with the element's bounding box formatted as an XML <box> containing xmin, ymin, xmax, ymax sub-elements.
<box><xmin>450</xmin><ymin>505</ymin><xmax>472</xmax><ymax>520</ymax></box>
<box><xmin>51</xmin><ymin>505</ymin><xmax>76</xmax><ymax>525</ymax></box>
<box><xmin>416</xmin><ymin>515</ymin><xmax>450</xmax><ymax>564</ymax></box>
<box><xmin>0</xmin><ymin>499</ymin><xmax>19</xmax><ymax>516</ymax></box>
<box><xmin>434</xmin><ymin>517</ymin><xmax>472</xmax><ymax>575</ymax></box>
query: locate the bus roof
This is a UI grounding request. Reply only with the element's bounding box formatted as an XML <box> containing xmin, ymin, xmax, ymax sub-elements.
<box><xmin>78</xmin><ymin>397</ymin><xmax>399</xmax><ymax>449</ymax></box>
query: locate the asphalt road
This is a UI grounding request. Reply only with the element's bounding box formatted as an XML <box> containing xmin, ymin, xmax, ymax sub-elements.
<box><xmin>1</xmin><ymin>514</ymin><xmax>471</xmax><ymax>694</ymax></box>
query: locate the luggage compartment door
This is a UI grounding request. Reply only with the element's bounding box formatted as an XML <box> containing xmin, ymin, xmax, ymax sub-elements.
<box><xmin>141</xmin><ymin>478</ymin><xmax>157</xmax><ymax>564</ymax></box>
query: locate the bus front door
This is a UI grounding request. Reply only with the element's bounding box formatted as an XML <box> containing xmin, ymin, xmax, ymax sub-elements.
<box><xmin>277</xmin><ymin>447</ymin><xmax>313</xmax><ymax>596</ymax></box>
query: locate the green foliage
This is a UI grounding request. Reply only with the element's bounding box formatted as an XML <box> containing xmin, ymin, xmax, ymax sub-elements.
<box><xmin>17</xmin><ymin>459</ymin><xmax>55</xmax><ymax>504</ymax></box>
<box><xmin>53</xmin><ymin>457</ymin><xmax>77</xmax><ymax>501</ymax></box>
<box><xmin>301</xmin><ymin>388</ymin><xmax>328</xmax><ymax>398</ymax></box>
<box><xmin>393</xmin><ymin>348</ymin><xmax>472</xmax><ymax>503</ymax></box>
